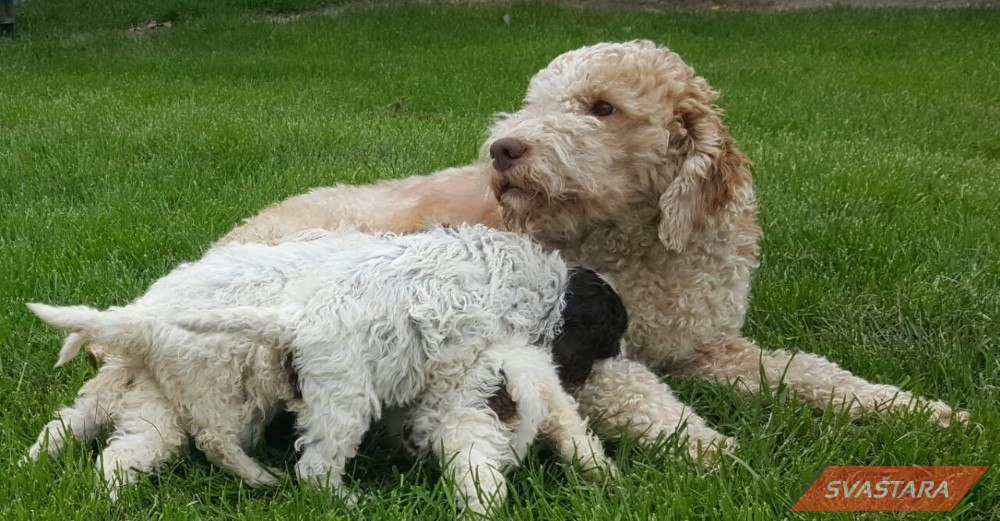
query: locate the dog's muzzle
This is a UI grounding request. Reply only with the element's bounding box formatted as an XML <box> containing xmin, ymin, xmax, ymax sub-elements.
<box><xmin>489</xmin><ymin>137</ymin><xmax>529</xmax><ymax>173</ymax></box>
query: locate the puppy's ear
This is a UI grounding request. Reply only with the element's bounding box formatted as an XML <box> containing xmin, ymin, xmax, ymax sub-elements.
<box><xmin>551</xmin><ymin>331</ymin><xmax>596</xmax><ymax>386</ymax></box>
<box><xmin>657</xmin><ymin>81</ymin><xmax>751</xmax><ymax>252</ymax></box>
<box><xmin>553</xmin><ymin>268</ymin><xmax>627</xmax><ymax>386</ymax></box>
<box><xmin>552</xmin><ymin>326</ymin><xmax>624</xmax><ymax>385</ymax></box>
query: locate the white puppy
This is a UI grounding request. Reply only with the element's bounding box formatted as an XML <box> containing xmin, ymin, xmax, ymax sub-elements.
<box><xmin>28</xmin><ymin>225</ymin><xmax>625</xmax><ymax>513</ymax></box>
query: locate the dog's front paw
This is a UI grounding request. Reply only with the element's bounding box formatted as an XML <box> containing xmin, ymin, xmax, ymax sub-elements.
<box><xmin>249</xmin><ymin>465</ymin><xmax>286</xmax><ymax>487</ymax></box>
<box><xmin>928</xmin><ymin>403</ymin><xmax>971</xmax><ymax>428</ymax></box>
<box><xmin>457</xmin><ymin>488</ymin><xmax>504</xmax><ymax>517</ymax></box>
<box><xmin>688</xmin><ymin>434</ymin><xmax>738</xmax><ymax>466</ymax></box>
<box><xmin>577</xmin><ymin>455</ymin><xmax>619</xmax><ymax>483</ymax></box>
<box><xmin>299</xmin><ymin>472</ymin><xmax>357</xmax><ymax>509</ymax></box>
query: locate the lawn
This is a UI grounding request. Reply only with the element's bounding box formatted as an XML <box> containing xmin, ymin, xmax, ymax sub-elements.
<box><xmin>1</xmin><ymin>1</ymin><xmax>998</xmax><ymax>519</ymax></box>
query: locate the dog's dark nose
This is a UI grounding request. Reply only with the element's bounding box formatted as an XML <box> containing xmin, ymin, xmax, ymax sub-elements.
<box><xmin>489</xmin><ymin>138</ymin><xmax>528</xmax><ymax>172</ymax></box>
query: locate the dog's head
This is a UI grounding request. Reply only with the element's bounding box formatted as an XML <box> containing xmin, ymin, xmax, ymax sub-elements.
<box><xmin>483</xmin><ymin>40</ymin><xmax>752</xmax><ymax>252</ymax></box>
<box><xmin>552</xmin><ymin>268</ymin><xmax>627</xmax><ymax>386</ymax></box>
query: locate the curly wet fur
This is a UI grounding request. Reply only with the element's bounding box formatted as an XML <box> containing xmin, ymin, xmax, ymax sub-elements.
<box><xmin>28</xmin><ymin>226</ymin><xmax>619</xmax><ymax>513</ymax></box>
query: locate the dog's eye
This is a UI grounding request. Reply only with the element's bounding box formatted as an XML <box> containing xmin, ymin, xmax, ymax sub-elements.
<box><xmin>590</xmin><ymin>101</ymin><xmax>615</xmax><ymax>117</ymax></box>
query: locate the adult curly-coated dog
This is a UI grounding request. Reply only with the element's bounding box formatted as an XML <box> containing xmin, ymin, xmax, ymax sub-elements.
<box><xmin>28</xmin><ymin>226</ymin><xmax>624</xmax><ymax>513</ymax></box>
<box><xmin>478</xmin><ymin>40</ymin><xmax>967</xmax><ymax>451</ymax></box>
<box><xmin>241</xmin><ymin>40</ymin><xmax>966</xmax><ymax>452</ymax></box>
<box><xmin>74</xmin><ymin>40</ymin><xmax>965</xmax><ymax>463</ymax></box>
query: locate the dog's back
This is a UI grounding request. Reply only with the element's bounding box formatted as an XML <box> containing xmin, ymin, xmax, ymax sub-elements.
<box><xmin>34</xmin><ymin>225</ymin><xmax>570</xmax><ymax>405</ymax></box>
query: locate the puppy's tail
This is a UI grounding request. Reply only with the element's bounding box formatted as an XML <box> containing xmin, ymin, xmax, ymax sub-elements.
<box><xmin>173</xmin><ymin>307</ymin><xmax>291</xmax><ymax>345</ymax></box>
<box><xmin>27</xmin><ymin>303</ymin><xmax>150</xmax><ymax>367</ymax></box>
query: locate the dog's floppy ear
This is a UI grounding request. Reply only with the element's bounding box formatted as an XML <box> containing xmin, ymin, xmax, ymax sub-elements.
<box><xmin>552</xmin><ymin>268</ymin><xmax>628</xmax><ymax>386</ymax></box>
<box><xmin>657</xmin><ymin>80</ymin><xmax>751</xmax><ymax>252</ymax></box>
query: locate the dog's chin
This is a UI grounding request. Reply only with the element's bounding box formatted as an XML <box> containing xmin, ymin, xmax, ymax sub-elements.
<box><xmin>499</xmin><ymin>186</ymin><xmax>528</xmax><ymax>204</ymax></box>
<box><xmin>492</xmin><ymin>172</ymin><xmax>540</xmax><ymax>208</ymax></box>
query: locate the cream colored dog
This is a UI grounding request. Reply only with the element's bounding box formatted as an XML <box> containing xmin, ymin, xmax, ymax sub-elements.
<box><xmin>78</xmin><ymin>40</ymin><xmax>965</xmax><ymax>465</ymax></box>
<box><xmin>231</xmin><ymin>40</ymin><xmax>966</xmax><ymax>450</ymax></box>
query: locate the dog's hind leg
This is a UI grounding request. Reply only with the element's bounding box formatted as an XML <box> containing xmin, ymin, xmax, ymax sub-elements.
<box><xmin>99</xmin><ymin>369</ymin><xmax>187</xmax><ymax>500</ymax></box>
<box><xmin>192</xmin><ymin>428</ymin><xmax>282</xmax><ymax>487</ymax></box>
<box><xmin>417</xmin><ymin>346</ymin><xmax>547</xmax><ymax>515</ymax></box>
<box><xmin>535</xmin><ymin>380</ymin><xmax>617</xmax><ymax>481</ymax></box>
<box><xmin>290</xmin><ymin>345</ymin><xmax>378</xmax><ymax>502</ymax></box>
<box><xmin>25</xmin><ymin>362</ymin><xmax>133</xmax><ymax>461</ymax></box>
<box><xmin>182</xmin><ymin>386</ymin><xmax>281</xmax><ymax>487</ymax></box>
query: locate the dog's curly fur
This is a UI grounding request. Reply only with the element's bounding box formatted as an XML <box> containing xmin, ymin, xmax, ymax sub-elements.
<box><xmin>28</xmin><ymin>226</ymin><xmax>623</xmax><ymax>513</ymax></box>
<box><xmin>217</xmin><ymin>166</ymin><xmax>501</xmax><ymax>244</ymax></box>
<box><xmin>205</xmin><ymin>40</ymin><xmax>966</xmax><ymax>457</ymax></box>
<box><xmin>64</xmin><ymin>40</ymin><xmax>965</xmax><ymax>471</ymax></box>
<box><xmin>481</xmin><ymin>40</ymin><xmax>967</xmax><ymax>453</ymax></box>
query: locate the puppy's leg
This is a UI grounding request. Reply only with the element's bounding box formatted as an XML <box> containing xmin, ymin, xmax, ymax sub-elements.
<box><xmin>99</xmin><ymin>370</ymin><xmax>186</xmax><ymax>500</ymax></box>
<box><xmin>192</xmin><ymin>428</ymin><xmax>281</xmax><ymax>487</ymax></box>
<box><xmin>406</xmin><ymin>348</ymin><xmax>532</xmax><ymax>515</ymax></box>
<box><xmin>25</xmin><ymin>362</ymin><xmax>132</xmax><ymax>461</ymax></box>
<box><xmin>291</xmin><ymin>347</ymin><xmax>378</xmax><ymax>501</ymax></box>
<box><xmin>182</xmin><ymin>388</ymin><xmax>280</xmax><ymax>487</ymax></box>
<box><xmin>428</xmin><ymin>401</ymin><xmax>515</xmax><ymax>515</ymax></box>
<box><xmin>534</xmin><ymin>380</ymin><xmax>617</xmax><ymax>481</ymax></box>
<box><xmin>574</xmin><ymin>357</ymin><xmax>735</xmax><ymax>463</ymax></box>
<box><xmin>673</xmin><ymin>336</ymin><xmax>968</xmax><ymax>427</ymax></box>
<box><xmin>502</xmin><ymin>345</ymin><xmax>618</xmax><ymax>481</ymax></box>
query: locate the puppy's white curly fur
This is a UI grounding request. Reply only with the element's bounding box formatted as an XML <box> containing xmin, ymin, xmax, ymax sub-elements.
<box><xmin>28</xmin><ymin>226</ymin><xmax>615</xmax><ymax>513</ymax></box>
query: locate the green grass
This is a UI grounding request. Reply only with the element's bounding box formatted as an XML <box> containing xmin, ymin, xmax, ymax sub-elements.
<box><xmin>2</xmin><ymin>2</ymin><xmax>998</xmax><ymax>519</ymax></box>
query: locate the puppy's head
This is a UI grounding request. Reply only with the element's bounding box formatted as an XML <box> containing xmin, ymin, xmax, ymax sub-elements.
<box><xmin>552</xmin><ymin>268</ymin><xmax>628</xmax><ymax>386</ymax></box>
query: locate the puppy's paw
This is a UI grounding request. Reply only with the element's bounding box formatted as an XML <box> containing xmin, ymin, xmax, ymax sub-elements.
<box><xmin>101</xmin><ymin>468</ymin><xmax>140</xmax><ymax>502</ymax></box>
<box><xmin>331</xmin><ymin>487</ymin><xmax>359</xmax><ymax>508</ymax></box>
<box><xmin>299</xmin><ymin>474</ymin><xmax>356</xmax><ymax>509</ymax></box>
<box><xmin>929</xmin><ymin>404</ymin><xmax>971</xmax><ymax>428</ymax></box>
<box><xmin>107</xmin><ymin>483</ymin><xmax>122</xmax><ymax>503</ymax></box>
<box><xmin>24</xmin><ymin>441</ymin><xmax>46</xmax><ymax>463</ymax></box>
<box><xmin>576</xmin><ymin>452</ymin><xmax>619</xmax><ymax>483</ymax></box>
<box><xmin>17</xmin><ymin>453</ymin><xmax>34</xmax><ymax>467</ymax></box>
<box><xmin>457</xmin><ymin>493</ymin><xmax>502</xmax><ymax>517</ymax></box>
<box><xmin>249</xmin><ymin>468</ymin><xmax>283</xmax><ymax>488</ymax></box>
<box><xmin>593</xmin><ymin>460</ymin><xmax>620</xmax><ymax>481</ymax></box>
